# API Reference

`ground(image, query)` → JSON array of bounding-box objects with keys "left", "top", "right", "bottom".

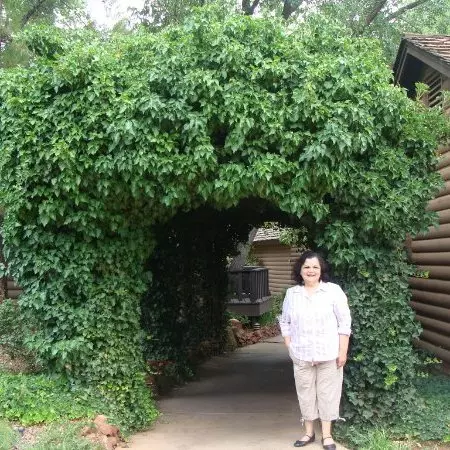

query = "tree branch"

[
  {"left": 283, "top": 0, "right": 302, "bottom": 19},
  {"left": 387, "top": 0, "right": 432, "bottom": 20},
  {"left": 21, "top": 0, "right": 48, "bottom": 28},
  {"left": 242, "top": 0, "right": 260, "bottom": 15},
  {"left": 365, "top": 0, "right": 389, "bottom": 26}
]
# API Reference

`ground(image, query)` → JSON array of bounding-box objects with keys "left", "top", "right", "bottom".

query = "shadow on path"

[{"left": 118, "top": 336, "right": 349, "bottom": 450}]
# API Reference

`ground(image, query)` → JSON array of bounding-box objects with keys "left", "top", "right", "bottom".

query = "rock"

[
  {"left": 233, "top": 328, "right": 247, "bottom": 346},
  {"left": 106, "top": 436, "right": 119, "bottom": 450},
  {"left": 229, "top": 318, "right": 243, "bottom": 330},
  {"left": 94, "top": 415, "right": 120, "bottom": 437}
]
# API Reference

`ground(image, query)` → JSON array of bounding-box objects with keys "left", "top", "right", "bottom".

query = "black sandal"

[
  {"left": 321, "top": 436, "right": 336, "bottom": 450},
  {"left": 294, "top": 434, "right": 315, "bottom": 447}
]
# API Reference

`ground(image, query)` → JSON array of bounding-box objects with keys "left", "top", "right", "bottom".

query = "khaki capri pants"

[{"left": 292, "top": 357, "right": 343, "bottom": 422}]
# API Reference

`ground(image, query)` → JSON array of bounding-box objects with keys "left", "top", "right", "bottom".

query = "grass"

[
  {"left": 0, "top": 420, "right": 19, "bottom": 450},
  {"left": 0, "top": 421, "right": 105, "bottom": 450},
  {"left": 22, "top": 422, "right": 103, "bottom": 450},
  {"left": 0, "top": 372, "right": 99, "bottom": 425}
]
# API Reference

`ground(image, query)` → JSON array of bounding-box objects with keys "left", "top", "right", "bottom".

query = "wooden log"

[
  {"left": 254, "top": 255, "right": 291, "bottom": 261},
  {"left": 6, "top": 289, "right": 21, "bottom": 299},
  {"left": 270, "top": 279, "right": 295, "bottom": 285},
  {"left": 438, "top": 144, "right": 450, "bottom": 155},
  {"left": 415, "top": 265, "right": 450, "bottom": 280},
  {"left": 416, "top": 314, "right": 450, "bottom": 335},
  {"left": 439, "top": 166, "right": 450, "bottom": 181},
  {"left": 415, "top": 339, "right": 450, "bottom": 364},
  {"left": 411, "top": 289, "right": 450, "bottom": 308},
  {"left": 438, "top": 209, "right": 450, "bottom": 224},
  {"left": 6, "top": 280, "right": 21, "bottom": 289},
  {"left": 435, "top": 180, "right": 450, "bottom": 198},
  {"left": 255, "top": 255, "right": 293, "bottom": 259},
  {"left": 410, "top": 301, "right": 450, "bottom": 322},
  {"left": 269, "top": 273, "right": 295, "bottom": 279},
  {"left": 414, "top": 223, "right": 450, "bottom": 240},
  {"left": 269, "top": 275, "right": 294, "bottom": 281},
  {"left": 427, "top": 195, "right": 450, "bottom": 212},
  {"left": 410, "top": 252, "right": 450, "bottom": 265},
  {"left": 409, "top": 277, "right": 450, "bottom": 294},
  {"left": 270, "top": 282, "right": 294, "bottom": 289},
  {"left": 411, "top": 237, "right": 450, "bottom": 252},
  {"left": 421, "top": 329, "right": 450, "bottom": 350},
  {"left": 437, "top": 154, "right": 450, "bottom": 170}
]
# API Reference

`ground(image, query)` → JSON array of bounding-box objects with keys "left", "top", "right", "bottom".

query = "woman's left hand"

[{"left": 336, "top": 354, "right": 347, "bottom": 368}]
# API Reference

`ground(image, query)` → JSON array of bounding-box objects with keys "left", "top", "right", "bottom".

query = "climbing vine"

[{"left": 0, "top": 8, "right": 448, "bottom": 428}]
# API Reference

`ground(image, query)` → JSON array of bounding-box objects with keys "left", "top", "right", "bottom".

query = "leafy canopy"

[
  {"left": 131, "top": 0, "right": 450, "bottom": 61},
  {"left": 0, "top": 8, "right": 448, "bottom": 428}
]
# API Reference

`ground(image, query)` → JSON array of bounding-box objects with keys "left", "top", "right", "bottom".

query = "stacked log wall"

[
  {"left": 251, "top": 240, "right": 300, "bottom": 295},
  {"left": 409, "top": 143, "right": 450, "bottom": 367}
]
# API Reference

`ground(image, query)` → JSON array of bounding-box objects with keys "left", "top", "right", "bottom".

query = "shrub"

[
  {"left": 335, "top": 373, "right": 450, "bottom": 449},
  {"left": 0, "top": 299, "right": 33, "bottom": 361},
  {"left": 0, "top": 373, "right": 98, "bottom": 425}
]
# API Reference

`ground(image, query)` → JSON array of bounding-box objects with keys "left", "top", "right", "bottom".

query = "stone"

[
  {"left": 107, "top": 435, "right": 119, "bottom": 450},
  {"left": 94, "top": 414, "right": 120, "bottom": 437},
  {"left": 229, "top": 318, "right": 243, "bottom": 329}
]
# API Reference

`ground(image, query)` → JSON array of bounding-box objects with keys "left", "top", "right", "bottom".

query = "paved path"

[{"left": 118, "top": 336, "right": 348, "bottom": 450}]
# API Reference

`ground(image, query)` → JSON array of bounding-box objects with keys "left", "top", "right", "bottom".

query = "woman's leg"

[
  {"left": 293, "top": 360, "right": 319, "bottom": 442},
  {"left": 304, "top": 419, "right": 315, "bottom": 437},
  {"left": 316, "top": 360, "right": 343, "bottom": 445},
  {"left": 320, "top": 420, "right": 333, "bottom": 445}
]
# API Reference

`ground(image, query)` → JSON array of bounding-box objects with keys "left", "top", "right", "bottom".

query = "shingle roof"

[
  {"left": 253, "top": 227, "right": 281, "bottom": 242},
  {"left": 403, "top": 34, "right": 450, "bottom": 66}
]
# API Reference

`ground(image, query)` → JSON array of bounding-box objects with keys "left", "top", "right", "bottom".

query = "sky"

[{"left": 86, "top": 0, "right": 145, "bottom": 27}]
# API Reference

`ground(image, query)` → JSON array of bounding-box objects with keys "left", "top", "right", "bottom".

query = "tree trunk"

[{"left": 228, "top": 227, "right": 258, "bottom": 270}]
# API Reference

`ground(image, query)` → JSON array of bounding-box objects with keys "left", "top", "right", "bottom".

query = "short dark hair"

[{"left": 292, "top": 250, "right": 330, "bottom": 285}]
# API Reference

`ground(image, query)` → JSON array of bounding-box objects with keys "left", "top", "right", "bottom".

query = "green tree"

[
  {"left": 0, "top": 0, "right": 85, "bottom": 67},
  {"left": 0, "top": 9, "right": 448, "bottom": 429},
  {"left": 132, "top": 0, "right": 450, "bottom": 60}
]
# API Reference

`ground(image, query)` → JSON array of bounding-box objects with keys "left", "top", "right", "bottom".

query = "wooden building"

[
  {"left": 394, "top": 35, "right": 450, "bottom": 367},
  {"left": 251, "top": 228, "right": 300, "bottom": 295}
]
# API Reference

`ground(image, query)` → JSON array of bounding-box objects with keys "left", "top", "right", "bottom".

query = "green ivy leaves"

[{"left": 0, "top": 8, "right": 449, "bottom": 429}]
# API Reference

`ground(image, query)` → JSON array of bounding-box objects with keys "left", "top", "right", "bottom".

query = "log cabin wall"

[
  {"left": 251, "top": 239, "right": 300, "bottom": 295},
  {"left": 409, "top": 141, "right": 450, "bottom": 368}
]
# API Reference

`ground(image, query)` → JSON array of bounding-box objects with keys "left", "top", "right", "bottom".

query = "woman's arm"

[
  {"left": 337, "top": 334, "right": 349, "bottom": 367},
  {"left": 278, "top": 290, "right": 291, "bottom": 348},
  {"left": 334, "top": 286, "right": 352, "bottom": 366}
]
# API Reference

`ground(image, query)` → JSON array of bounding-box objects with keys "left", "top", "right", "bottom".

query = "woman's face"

[{"left": 300, "top": 257, "right": 321, "bottom": 286}]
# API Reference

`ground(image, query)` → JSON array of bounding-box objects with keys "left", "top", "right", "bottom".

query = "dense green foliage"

[
  {"left": 0, "top": 299, "right": 34, "bottom": 360},
  {"left": 142, "top": 207, "right": 250, "bottom": 378},
  {"left": 0, "top": 373, "right": 99, "bottom": 425},
  {"left": 0, "top": 9, "right": 448, "bottom": 429},
  {"left": 336, "top": 373, "right": 450, "bottom": 448},
  {"left": 132, "top": 0, "right": 450, "bottom": 61}
]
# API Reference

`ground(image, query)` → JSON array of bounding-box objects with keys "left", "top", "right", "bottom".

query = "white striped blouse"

[{"left": 278, "top": 282, "right": 351, "bottom": 362}]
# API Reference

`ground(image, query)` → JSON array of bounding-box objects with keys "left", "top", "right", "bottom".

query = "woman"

[{"left": 279, "top": 250, "right": 351, "bottom": 450}]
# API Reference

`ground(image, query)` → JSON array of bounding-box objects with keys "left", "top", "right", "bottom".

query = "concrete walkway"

[{"left": 118, "top": 336, "right": 348, "bottom": 450}]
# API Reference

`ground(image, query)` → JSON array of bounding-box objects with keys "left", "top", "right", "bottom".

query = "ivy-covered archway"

[{"left": 0, "top": 9, "right": 448, "bottom": 429}]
